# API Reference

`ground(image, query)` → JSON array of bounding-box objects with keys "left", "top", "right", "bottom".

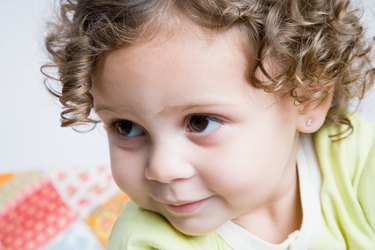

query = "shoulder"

[
  {"left": 107, "top": 201, "right": 229, "bottom": 250},
  {"left": 314, "top": 113, "right": 375, "bottom": 176},
  {"left": 312, "top": 114, "right": 375, "bottom": 246},
  {"left": 315, "top": 113, "right": 375, "bottom": 146}
]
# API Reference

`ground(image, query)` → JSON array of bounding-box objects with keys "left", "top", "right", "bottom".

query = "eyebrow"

[
  {"left": 94, "top": 105, "right": 132, "bottom": 114},
  {"left": 160, "top": 102, "right": 237, "bottom": 113},
  {"left": 95, "top": 102, "right": 238, "bottom": 115}
]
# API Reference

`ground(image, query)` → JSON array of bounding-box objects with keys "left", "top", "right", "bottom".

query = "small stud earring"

[{"left": 306, "top": 119, "right": 313, "bottom": 127}]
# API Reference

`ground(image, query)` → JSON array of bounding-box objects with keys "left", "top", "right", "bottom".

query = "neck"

[{"left": 232, "top": 164, "right": 302, "bottom": 244}]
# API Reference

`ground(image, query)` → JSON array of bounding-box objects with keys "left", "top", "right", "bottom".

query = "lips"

[{"left": 163, "top": 197, "right": 210, "bottom": 214}]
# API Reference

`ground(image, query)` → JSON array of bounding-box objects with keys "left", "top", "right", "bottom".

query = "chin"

[{"left": 167, "top": 216, "right": 223, "bottom": 236}]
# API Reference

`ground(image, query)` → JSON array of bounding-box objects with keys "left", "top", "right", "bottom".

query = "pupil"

[
  {"left": 117, "top": 121, "right": 133, "bottom": 135},
  {"left": 190, "top": 116, "right": 208, "bottom": 132}
]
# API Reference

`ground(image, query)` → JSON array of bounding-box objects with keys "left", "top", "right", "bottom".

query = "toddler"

[{"left": 43, "top": 0, "right": 375, "bottom": 249}]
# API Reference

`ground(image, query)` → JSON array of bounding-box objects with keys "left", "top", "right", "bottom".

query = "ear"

[{"left": 297, "top": 92, "right": 333, "bottom": 133}]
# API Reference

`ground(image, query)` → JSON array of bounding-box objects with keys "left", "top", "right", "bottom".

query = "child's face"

[{"left": 92, "top": 28, "right": 301, "bottom": 235}]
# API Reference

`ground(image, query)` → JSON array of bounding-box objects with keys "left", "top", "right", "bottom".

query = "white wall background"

[
  {"left": 0, "top": 0, "right": 109, "bottom": 172},
  {"left": 0, "top": 0, "right": 374, "bottom": 172}
]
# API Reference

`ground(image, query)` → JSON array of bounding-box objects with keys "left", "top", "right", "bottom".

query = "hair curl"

[{"left": 42, "top": 0, "right": 375, "bottom": 137}]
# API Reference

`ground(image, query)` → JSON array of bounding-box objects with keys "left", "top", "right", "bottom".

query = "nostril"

[
  {"left": 145, "top": 142, "right": 196, "bottom": 183},
  {"left": 144, "top": 161, "right": 195, "bottom": 184},
  {"left": 144, "top": 167, "right": 156, "bottom": 181},
  {"left": 144, "top": 164, "right": 177, "bottom": 183}
]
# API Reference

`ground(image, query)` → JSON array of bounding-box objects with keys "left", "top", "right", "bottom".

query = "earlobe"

[{"left": 297, "top": 93, "right": 333, "bottom": 134}]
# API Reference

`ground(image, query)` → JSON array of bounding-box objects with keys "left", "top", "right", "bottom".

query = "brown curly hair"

[{"left": 42, "top": 0, "right": 374, "bottom": 135}]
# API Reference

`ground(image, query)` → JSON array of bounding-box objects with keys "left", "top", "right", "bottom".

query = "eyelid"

[
  {"left": 186, "top": 113, "right": 225, "bottom": 122},
  {"left": 185, "top": 114, "right": 224, "bottom": 136},
  {"left": 108, "top": 119, "right": 146, "bottom": 138}
]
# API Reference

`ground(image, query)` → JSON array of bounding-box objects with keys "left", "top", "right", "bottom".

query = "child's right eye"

[{"left": 112, "top": 120, "right": 145, "bottom": 138}]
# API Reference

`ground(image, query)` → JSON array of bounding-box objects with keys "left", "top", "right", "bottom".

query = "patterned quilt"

[{"left": 0, "top": 166, "right": 127, "bottom": 250}]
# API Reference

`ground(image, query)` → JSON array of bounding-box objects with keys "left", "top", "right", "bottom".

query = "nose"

[{"left": 145, "top": 141, "right": 195, "bottom": 183}]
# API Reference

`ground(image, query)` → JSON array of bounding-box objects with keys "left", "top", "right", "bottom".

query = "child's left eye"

[{"left": 186, "top": 115, "right": 223, "bottom": 135}]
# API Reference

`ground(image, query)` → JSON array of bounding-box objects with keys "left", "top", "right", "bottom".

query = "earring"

[{"left": 306, "top": 119, "right": 313, "bottom": 127}]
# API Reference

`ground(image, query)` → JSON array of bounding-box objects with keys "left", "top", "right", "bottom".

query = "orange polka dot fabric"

[{"left": 0, "top": 166, "right": 127, "bottom": 250}]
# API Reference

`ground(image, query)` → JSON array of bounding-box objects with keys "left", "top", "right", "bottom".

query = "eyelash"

[
  {"left": 108, "top": 120, "right": 145, "bottom": 139},
  {"left": 185, "top": 115, "right": 224, "bottom": 136},
  {"left": 107, "top": 114, "right": 224, "bottom": 140}
]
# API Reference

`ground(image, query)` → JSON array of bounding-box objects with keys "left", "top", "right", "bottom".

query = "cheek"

[
  {"left": 196, "top": 138, "right": 265, "bottom": 194},
  {"left": 196, "top": 122, "right": 296, "bottom": 196},
  {"left": 109, "top": 145, "right": 146, "bottom": 196}
]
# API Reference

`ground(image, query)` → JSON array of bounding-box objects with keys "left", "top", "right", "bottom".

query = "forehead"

[
  {"left": 92, "top": 25, "right": 253, "bottom": 88},
  {"left": 93, "top": 21, "right": 254, "bottom": 73},
  {"left": 90, "top": 26, "right": 277, "bottom": 117}
]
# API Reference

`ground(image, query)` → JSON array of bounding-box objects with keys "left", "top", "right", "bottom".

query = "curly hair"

[{"left": 43, "top": 0, "right": 374, "bottom": 136}]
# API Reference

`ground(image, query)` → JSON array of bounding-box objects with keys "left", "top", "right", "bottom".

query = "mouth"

[{"left": 164, "top": 197, "right": 210, "bottom": 214}]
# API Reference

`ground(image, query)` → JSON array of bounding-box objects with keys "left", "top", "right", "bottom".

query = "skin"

[{"left": 91, "top": 27, "right": 310, "bottom": 243}]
